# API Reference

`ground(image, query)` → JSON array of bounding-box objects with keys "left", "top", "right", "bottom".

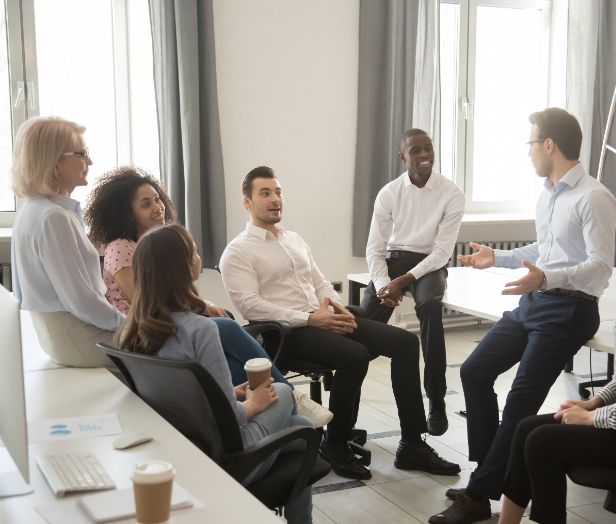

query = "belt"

[
  {"left": 386, "top": 250, "right": 419, "bottom": 260},
  {"left": 542, "top": 288, "right": 598, "bottom": 302}
]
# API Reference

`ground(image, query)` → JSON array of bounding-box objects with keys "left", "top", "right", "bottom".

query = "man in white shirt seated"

[
  {"left": 362, "top": 129, "right": 465, "bottom": 436},
  {"left": 220, "top": 166, "right": 460, "bottom": 481}
]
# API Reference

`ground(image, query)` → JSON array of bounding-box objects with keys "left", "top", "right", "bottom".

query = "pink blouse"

[{"left": 103, "top": 239, "right": 136, "bottom": 314}]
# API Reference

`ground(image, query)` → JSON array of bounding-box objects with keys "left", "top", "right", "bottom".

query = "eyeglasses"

[
  {"left": 62, "top": 147, "right": 90, "bottom": 159},
  {"left": 526, "top": 139, "right": 546, "bottom": 150}
]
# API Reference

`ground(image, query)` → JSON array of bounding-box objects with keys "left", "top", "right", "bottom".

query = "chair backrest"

[{"left": 97, "top": 343, "right": 244, "bottom": 464}]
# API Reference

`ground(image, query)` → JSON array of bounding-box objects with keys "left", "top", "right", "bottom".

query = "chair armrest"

[
  {"left": 242, "top": 321, "right": 292, "bottom": 365},
  {"left": 345, "top": 304, "right": 365, "bottom": 318},
  {"left": 223, "top": 425, "right": 320, "bottom": 502}
]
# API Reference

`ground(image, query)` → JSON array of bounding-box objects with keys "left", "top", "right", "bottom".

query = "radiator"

[{"left": 393, "top": 240, "right": 534, "bottom": 330}]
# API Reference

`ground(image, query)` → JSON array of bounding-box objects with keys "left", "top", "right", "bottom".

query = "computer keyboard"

[{"left": 36, "top": 452, "right": 116, "bottom": 496}]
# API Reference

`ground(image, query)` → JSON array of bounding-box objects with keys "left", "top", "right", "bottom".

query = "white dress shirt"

[
  {"left": 366, "top": 171, "right": 465, "bottom": 290},
  {"left": 12, "top": 195, "right": 124, "bottom": 331},
  {"left": 220, "top": 223, "right": 341, "bottom": 327},
  {"left": 493, "top": 163, "right": 616, "bottom": 298}
]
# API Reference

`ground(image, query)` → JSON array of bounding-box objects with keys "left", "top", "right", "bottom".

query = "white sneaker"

[{"left": 293, "top": 390, "right": 334, "bottom": 428}]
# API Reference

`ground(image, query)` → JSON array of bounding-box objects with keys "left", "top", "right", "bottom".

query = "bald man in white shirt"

[
  {"left": 362, "top": 129, "right": 465, "bottom": 437},
  {"left": 220, "top": 166, "right": 460, "bottom": 482}
]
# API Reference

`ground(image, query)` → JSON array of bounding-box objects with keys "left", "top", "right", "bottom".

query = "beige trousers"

[{"left": 31, "top": 311, "right": 116, "bottom": 368}]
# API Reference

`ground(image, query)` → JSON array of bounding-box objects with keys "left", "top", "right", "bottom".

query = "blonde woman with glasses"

[{"left": 10, "top": 116, "right": 123, "bottom": 367}]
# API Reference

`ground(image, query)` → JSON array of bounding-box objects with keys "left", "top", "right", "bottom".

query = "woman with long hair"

[
  {"left": 120, "top": 224, "right": 314, "bottom": 524},
  {"left": 10, "top": 116, "right": 123, "bottom": 367},
  {"left": 85, "top": 168, "right": 332, "bottom": 427}
]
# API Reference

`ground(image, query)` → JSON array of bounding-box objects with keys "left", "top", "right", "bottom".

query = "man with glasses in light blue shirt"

[{"left": 429, "top": 107, "right": 616, "bottom": 524}]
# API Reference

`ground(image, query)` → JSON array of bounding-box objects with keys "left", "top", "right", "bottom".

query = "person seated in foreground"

[
  {"left": 498, "top": 376, "right": 616, "bottom": 524},
  {"left": 220, "top": 166, "right": 461, "bottom": 481},
  {"left": 119, "top": 224, "right": 314, "bottom": 524},
  {"left": 10, "top": 116, "right": 123, "bottom": 367},
  {"left": 84, "top": 167, "right": 331, "bottom": 427}
]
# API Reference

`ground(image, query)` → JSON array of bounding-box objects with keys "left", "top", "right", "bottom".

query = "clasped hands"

[
  {"left": 554, "top": 398, "right": 600, "bottom": 425},
  {"left": 376, "top": 274, "right": 414, "bottom": 308},
  {"left": 457, "top": 241, "right": 545, "bottom": 295},
  {"left": 308, "top": 297, "right": 357, "bottom": 334}
]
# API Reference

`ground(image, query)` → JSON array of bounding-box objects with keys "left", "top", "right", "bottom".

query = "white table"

[
  {"left": 0, "top": 367, "right": 281, "bottom": 523},
  {"left": 348, "top": 267, "right": 616, "bottom": 352}
]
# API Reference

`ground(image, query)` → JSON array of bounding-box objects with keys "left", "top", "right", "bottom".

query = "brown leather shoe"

[
  {"left": 445, "top": 487, "right": 465, "bottom": 500},
  {"left": 428, "top": 493, "right": 491, "bottom": 524}
]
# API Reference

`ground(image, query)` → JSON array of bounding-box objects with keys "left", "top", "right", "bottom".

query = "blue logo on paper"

[{"left": 49, "top": 424, "right": 71, "bottom": 436}]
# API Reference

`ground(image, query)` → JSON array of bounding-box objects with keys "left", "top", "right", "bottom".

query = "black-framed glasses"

[{"left": 62, "top": 147, "right": 90, "bottom": 159}]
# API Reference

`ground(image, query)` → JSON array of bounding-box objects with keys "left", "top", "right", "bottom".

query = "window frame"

[
  {"left": 0, "top": 0, "right": 150, "bottom": 227},
  {"left": 443, "top": 0, "right": 552, "bottom": 214}
]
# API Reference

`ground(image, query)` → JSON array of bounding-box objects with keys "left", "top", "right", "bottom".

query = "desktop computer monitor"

[{"left": 0, "top": 284, "right": 32, "bottom": 497}]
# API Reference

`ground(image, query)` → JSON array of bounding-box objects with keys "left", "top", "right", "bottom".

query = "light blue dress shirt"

[
  {"left": 11, "top": 195, "right": 124, "bottom": 331},
  {"left": 494, "top": 163, "right": 616, "bottom": 298}
]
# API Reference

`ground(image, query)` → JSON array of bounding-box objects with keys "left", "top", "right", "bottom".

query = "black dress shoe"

[
  {"left": 428, "top": 492, "right": 491, "bottom": 524},
  {"left": 395, "top": 439, "right": 460, "bottom": 475},
  {"left": 350, "top": 428, "right": 368, "bottom": 446},
  {"left": 427, "top": 399, "right": 449, "bottom": 436},
  {"left": 319, "top": 438, "right": 372, "bottom": 480},
  {"left": 445, "top": 487, "right": 465, "bottom": 500}
]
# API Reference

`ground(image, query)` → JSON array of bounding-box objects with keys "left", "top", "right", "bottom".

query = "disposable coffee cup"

[
  {"left": 244, "top": 357, "right": 272, "bottom": 390},
  {"left": 132, "top": 461, "right": 175, "bottom": 524}
]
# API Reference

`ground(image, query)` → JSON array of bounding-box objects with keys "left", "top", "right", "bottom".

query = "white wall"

[{"left": 205, "top": 0, "right": 365, "bottom": 312}]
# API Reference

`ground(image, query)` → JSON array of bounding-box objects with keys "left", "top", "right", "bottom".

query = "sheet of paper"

[
  {"left": 28, "top": 413, "right": 122, "bottom": 443},
  {"left": 34, "top": 483, "right": 204, "bottom": 524}
]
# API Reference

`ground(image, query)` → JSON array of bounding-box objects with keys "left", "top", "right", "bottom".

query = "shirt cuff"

[
  {"left": 594, "top": 406, "right": 611, "bottom": 429},
  {"left": 374, "top": 277, "right": 391, "bottom": 291},
  {"left": 290, "top": 310, "right": 311, "bottom": 328},
  {"left": 542, "top": 269, "right": 561, "bottom": 290}
]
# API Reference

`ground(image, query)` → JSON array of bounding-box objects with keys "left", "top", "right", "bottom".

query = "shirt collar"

[
  {"left": 50, "top": 194, "right": 82, "bottom": 216},
  {"left": 543, "top": 162, "right": 584, "bottom": 191},
  {"left": 402, "top": 170, "right": 438, "bottom": 190},
  {"left": 245, "top": 222, "right": 285, "bottom": 240}
]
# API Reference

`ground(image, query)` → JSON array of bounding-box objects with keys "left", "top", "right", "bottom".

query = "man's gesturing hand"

[{"left": 457, "top": 242, "right": 495, "bottom": 269}]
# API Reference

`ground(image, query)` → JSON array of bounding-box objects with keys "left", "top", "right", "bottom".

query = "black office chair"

[
  {"left": 568, "top": 466, "right": 616, "bottom": 514},
  {"left": 96, "top": 343, "right": 330, "bottom": 516},
  {"left": 244, "top": 314, "right": 371, "bottom": 465}
]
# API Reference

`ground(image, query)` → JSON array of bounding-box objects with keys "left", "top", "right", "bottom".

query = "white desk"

[
  {"left": 0, "top": 367, "right": 280, "bottom": 523},
  {"left": 348, "top": 267, "right": 616, "bottom": 353}
]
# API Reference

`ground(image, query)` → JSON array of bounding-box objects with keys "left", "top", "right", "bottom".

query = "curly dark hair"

[{"left": 84, "top": 166, "right": 176, "bottom": 247}]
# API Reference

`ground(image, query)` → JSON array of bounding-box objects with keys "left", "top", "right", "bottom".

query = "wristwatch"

[{"left": 539, "top": 273, "right": 547, "bottom": 292}]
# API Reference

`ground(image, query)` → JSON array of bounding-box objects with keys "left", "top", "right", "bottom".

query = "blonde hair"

[{"left": 10, "top": 116, "right": 86, "bottom": 197}]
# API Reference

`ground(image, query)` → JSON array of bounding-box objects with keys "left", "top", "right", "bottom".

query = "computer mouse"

[{"left": 112, "top": 432, "right": 153, "bottom": 450}]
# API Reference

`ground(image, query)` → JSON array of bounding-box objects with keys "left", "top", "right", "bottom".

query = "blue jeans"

[
  {"left": 462, "top": 292, "right": 599, "bottom": 500},
  {"left": 244, "top": 383, "right": 313, "bottom": 524},
  {"left": 212, "top": 317, "right": 289, "bottom": 386}
]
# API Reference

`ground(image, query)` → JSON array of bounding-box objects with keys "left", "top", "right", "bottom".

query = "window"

[
  {"left": 0, "top": 0, "right": 158, "bottom": 224},
  {"left": 440, "top": 0, "right": 551, "bottom": 213}
]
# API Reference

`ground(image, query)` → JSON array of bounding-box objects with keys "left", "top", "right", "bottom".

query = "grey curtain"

[
  {"left": 567, "top": 0, "right": 616, "bottom": 185},
  {"left": 352, "top": 0, "right": 440, "bottom": 256},
  {"left": 149, "top": 0, "right": 227, "bottom": 267}
]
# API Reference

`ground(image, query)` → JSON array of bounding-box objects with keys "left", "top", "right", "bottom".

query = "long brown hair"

[{"left": 119, "top": 224, "right": 206, "bottom": 354}]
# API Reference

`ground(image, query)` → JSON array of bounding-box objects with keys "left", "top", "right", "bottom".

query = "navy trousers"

[
  {"left": 362, "top": 252, "right": 448, "bottom": 401},
  {"left": 462, "top": 291, "right": 599, "bottom": 500}
]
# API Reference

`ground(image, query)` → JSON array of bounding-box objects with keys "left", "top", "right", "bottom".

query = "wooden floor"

[{"left": 286, "top": 324, "right": 613, "bottom": 524}]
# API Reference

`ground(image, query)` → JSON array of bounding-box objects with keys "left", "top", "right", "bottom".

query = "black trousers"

[
  {"left": 282, "top": 317, "right": 427, "bottom": 442},
  {"left": 503, "top": 413, "right": 616, "bottom": 523},
  {"left": 361, "top": 252, "right": 448, "bottom": 401},
  {"left": 462, "top": 292, "right": 599, "bottom": 500}
]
